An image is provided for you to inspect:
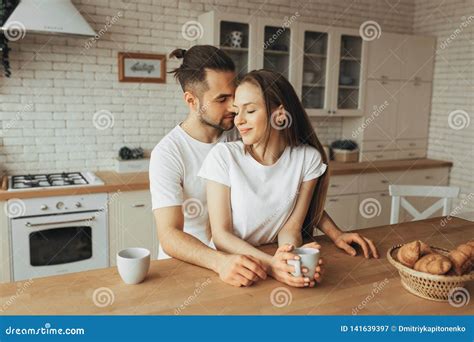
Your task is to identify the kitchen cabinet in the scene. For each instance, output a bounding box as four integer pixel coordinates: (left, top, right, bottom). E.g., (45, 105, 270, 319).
(0, 202, 10, 283)
(317, 166, 451, 235)
(199, 11, 367, 117)
(198, 11, 258, 79)
(400, 35, 435, 81)
(108, 190, 158, 266)
(396, 80, 432, 140)
(366, 32, 403, 80)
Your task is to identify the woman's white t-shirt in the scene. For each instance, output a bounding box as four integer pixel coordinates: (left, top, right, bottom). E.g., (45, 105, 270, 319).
(198, 141, 327, 246)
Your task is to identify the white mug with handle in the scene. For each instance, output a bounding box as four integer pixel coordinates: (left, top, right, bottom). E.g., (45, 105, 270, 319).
(287, 247, 320, 279)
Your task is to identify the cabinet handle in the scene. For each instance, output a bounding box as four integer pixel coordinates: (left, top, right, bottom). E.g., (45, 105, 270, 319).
(381, 75, 388, 84)
(332, 110, 336, 114)
(409, 143, 416, 147)
(408, 153, 416, 156)
(376, 144, 384, 148)
(424, 176, 433, 180)
(132, 204, 146, 208)
(329, 199, 339, 202)
(414, 77, 421, 86)
(327, 110, 331, 114)
(380, 193, 388, 197)
(381, 180, 389, 184)
(330, 184, 339, 188)
(375, 154, 383, 158)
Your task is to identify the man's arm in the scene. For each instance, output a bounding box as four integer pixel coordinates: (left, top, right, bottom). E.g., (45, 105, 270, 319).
(154, 206, 267, 287)
(317, 210, 379, 258)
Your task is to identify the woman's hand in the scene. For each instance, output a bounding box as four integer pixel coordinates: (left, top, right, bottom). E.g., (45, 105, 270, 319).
(334, 232, 379, 258)
(269, 244, 315, 287)
(300, 242, 324, 284)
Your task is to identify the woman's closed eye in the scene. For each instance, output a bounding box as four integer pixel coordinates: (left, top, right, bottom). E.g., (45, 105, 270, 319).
(247, 110, 256, 114)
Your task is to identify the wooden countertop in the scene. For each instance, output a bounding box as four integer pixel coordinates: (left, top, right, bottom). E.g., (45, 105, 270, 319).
(1, 216, 472, 315)
(0, 158, 452, 201)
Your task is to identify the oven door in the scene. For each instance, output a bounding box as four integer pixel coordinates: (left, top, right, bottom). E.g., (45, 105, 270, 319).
(11, 211, 108, 281)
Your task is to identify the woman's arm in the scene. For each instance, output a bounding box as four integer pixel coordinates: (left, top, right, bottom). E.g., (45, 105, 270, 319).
(277, 178, 318, 247)
(206, 180, 312, 287)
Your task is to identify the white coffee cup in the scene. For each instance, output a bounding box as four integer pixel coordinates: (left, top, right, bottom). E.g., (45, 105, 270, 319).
(287, 247, 320, 279)
(117, 247, 150, 285)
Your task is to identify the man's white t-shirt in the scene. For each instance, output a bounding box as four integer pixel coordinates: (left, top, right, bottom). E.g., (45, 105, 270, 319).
(198, 141, 327, 246)
(149, 124, 238, 259)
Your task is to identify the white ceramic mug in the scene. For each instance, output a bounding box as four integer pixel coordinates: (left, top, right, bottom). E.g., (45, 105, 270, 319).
(117, 247, 150, 285)
(287, 247, 320, 279)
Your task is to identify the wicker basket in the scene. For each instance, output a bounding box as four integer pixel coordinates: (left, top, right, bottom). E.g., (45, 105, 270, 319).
(387, 244, 474, 302)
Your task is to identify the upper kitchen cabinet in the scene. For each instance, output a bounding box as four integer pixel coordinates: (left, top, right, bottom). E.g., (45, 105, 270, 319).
(332, 29, 367, 116)
(366, 32, 403, 80)
(198, 11, 258, 78)
(294, 23, 333, 116)
(400, 35, 435, 82)
(255, 18, 298, 82)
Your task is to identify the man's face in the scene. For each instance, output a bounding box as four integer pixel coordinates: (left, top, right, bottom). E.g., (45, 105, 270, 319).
(197, 69, 237, 131)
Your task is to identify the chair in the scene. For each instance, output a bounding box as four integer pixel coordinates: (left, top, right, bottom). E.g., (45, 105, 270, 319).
(389, 185, 460, 224)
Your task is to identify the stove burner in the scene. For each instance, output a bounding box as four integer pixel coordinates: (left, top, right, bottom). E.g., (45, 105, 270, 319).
(11, 172, 90, 190)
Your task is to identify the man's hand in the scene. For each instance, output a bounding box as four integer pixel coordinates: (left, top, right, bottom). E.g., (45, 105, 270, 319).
(300, 242, 324, 284)
(269, 244, 314, 287)
(216, 254, 268, 287)
(334, 232, 379, 258)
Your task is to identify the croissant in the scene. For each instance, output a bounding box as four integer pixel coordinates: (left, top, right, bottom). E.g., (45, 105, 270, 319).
(397, 240, 432, 268)
(449, 243, 473, 275)
(414, 254, 452, 275)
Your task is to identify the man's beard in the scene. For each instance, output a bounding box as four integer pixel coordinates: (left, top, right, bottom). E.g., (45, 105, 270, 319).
(198, 109, 234, 131)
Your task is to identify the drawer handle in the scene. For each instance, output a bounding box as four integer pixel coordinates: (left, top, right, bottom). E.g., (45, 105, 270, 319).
(409, 143, 416, 147)
(425, 176, 433, 180)
(380, 193, 388, 197)
(330, 184, 339, 188)
(375, 154, 383, 158)
(132, 204, 146, 208)
(408, 153, 416, 156)
(329, 199, 339, 202)
(381, 180, 389, 184)
(376, 144, 384, 148)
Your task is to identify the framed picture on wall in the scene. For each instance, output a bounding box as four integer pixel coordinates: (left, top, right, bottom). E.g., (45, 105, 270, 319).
(118, 52, 166, 83)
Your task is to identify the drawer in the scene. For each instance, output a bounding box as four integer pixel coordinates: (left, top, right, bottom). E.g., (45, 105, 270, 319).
(396, 139, 427, 150)
(362, 140, 396, 151)
(398, 167, 449, 186)
(327, 175, 359, 196)
(360, 150, 398, 162)
(359, 170, 402, 193)
(357, 191, 392, 229)
(397, 149, 426, 160)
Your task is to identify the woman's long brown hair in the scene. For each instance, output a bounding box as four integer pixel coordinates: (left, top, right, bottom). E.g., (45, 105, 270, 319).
(239, 69, 329, 237)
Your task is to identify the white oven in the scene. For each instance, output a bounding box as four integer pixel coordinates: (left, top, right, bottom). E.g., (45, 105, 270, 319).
(9, 193, 109, 281)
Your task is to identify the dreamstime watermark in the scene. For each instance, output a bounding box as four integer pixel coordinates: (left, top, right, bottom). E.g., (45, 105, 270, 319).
(352, 101, 389, 138)
(92, 287, 115, 307)
(3, 20, 26, 41)
(181, 20, 203, 41)
(174, 278, 212, 314)
(0, 278, 34, 313)
(439, 15, 474, 50)
(352, 278, 389, 315)
(448, 109, 470, 130)
(440, 192, 474, 227)
(270, 109, 293, 130)
(359, 21, 382, 41)
(448, 287, 470, 308)
(182, 198, 204, 219)
(270, 287, 292, 308)
(359, 198, 382, 219)
(2, 104, 33, 133)
(4, 198, 26, 218)
(263, 12, 300, 50)
(93, 109, 115, 130)
(83, 11, 123, 51)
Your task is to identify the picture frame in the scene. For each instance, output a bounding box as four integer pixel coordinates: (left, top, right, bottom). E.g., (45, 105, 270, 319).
(118, 52, 166, 83)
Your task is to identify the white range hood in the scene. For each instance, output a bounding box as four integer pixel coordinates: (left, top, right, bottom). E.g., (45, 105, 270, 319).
(2, 0, 96, 37)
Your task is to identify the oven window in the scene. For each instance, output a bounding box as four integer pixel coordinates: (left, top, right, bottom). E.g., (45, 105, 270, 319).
(29, 226, 93, 266)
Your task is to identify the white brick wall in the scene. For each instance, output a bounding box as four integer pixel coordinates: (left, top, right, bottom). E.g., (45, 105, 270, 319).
(413, 0, 474, 211)
(0, 0, 415, 175)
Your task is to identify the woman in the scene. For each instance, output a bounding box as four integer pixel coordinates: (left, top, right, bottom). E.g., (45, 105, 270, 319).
(198, 69, 329, 288)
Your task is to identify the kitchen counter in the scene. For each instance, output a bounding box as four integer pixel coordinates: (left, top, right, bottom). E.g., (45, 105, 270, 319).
(1, 216, 472, 315)
(0, 158, 452, 201)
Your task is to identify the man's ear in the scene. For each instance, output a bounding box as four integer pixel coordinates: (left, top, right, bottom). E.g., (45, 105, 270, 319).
(184, 91, 200, 113)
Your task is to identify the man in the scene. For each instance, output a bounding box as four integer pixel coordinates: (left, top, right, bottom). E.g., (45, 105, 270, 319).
(149, 45, 378, 288)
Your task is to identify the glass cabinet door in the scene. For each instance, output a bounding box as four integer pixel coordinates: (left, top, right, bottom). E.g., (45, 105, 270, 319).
(219, 21, 250, 79)
(301, 31, 329, 111)
(336, 34, 363, 111)
(262, 25, 291, 79)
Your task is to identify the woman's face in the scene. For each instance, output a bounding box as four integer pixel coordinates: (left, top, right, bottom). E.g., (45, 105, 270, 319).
(233, 82, 269, 145)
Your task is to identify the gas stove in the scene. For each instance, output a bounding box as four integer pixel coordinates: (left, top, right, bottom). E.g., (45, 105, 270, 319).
(8, 171, 104, 191)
